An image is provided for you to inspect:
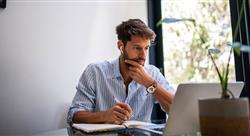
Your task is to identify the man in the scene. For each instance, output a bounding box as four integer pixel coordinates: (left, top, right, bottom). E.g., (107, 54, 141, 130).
(67, 19, 175, 124)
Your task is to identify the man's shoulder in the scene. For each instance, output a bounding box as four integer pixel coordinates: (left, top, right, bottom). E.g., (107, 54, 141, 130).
(144, 64, 164, 78)
(145, 64, 160, 72)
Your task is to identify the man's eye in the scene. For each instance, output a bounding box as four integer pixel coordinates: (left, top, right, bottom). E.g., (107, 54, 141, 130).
(133, 47, 140, 50)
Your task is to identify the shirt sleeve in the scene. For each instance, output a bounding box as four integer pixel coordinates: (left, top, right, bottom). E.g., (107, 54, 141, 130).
(150, 66, 176, 103)
(152, 67, 176, 113)
(67, 64, 96, 124)
(156, 71, 176, 94)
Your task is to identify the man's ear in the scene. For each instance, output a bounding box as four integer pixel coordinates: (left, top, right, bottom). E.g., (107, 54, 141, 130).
(118, 41, 123, 54)
(120, 46, 123, 54)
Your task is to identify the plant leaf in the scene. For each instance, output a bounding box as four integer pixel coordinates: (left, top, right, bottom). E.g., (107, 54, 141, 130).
(208, 50, 223, 82)
(156, 18, 195, 27)
(208, 48, 220, 54)
(156, 19, 163, 27)
(231, 42, 250, 55)
(231, 42, 241, 55)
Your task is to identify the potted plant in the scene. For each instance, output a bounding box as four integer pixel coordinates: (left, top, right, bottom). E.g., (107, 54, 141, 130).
(197, 1, 250, 135)
(198, 44, 250, 136)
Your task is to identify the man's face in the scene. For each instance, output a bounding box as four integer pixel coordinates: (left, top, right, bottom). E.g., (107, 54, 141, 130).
(122, 36, 150, 66)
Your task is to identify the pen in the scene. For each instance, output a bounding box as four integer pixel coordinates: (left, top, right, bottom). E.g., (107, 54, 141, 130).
(114, 97, 120, 103)
(113, 96, 134, 118)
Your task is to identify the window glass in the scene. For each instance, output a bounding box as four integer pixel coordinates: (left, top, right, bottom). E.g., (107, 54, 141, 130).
(161, 0, 235, 89)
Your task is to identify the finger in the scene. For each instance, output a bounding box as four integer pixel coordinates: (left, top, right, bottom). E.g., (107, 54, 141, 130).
(128, 69, 140, 76)
(115, 102, 128, 107)
(111, 108, 125, 122)
(113, 111, 128, 121)
(116, 103, 133, 115)
(122, 103, 133, 115)
(113, 116, 124, 124)
(114, 121, 123, 125)
(114, 104, 132, 119)
(125, 59, 141, 67)
(128, 66, 141, 73)
(113, 113, 125, 123)
(114, 104, 130, 116)
(115, 103, 130, 112)
(128, 72, 140, 81)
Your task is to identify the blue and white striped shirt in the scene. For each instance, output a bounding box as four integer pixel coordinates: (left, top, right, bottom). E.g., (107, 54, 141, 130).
(67, 58, 175, 123)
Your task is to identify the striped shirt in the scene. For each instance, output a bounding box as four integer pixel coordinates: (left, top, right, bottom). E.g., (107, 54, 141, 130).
(67, 58, 175, 123)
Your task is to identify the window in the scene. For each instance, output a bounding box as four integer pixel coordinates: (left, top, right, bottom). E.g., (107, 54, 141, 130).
(161, 0, 235, 89)
(148, 0, 250, 120)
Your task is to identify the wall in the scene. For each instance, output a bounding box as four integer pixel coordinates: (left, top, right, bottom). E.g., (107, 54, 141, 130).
(0, 0, 147, 135)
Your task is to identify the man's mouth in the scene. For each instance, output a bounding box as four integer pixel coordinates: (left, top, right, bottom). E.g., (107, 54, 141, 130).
(137, 59, 145, 65)
(130, 58, 145, 66)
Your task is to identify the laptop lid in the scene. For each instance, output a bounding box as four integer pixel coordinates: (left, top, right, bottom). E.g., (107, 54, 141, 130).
(163, 82, 244, 136)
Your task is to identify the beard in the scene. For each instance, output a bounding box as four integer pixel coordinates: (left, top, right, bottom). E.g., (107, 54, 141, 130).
(123, 49, 146, 67)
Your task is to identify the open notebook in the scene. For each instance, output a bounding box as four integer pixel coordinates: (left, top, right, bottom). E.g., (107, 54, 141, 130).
(72, 120, 154, 133)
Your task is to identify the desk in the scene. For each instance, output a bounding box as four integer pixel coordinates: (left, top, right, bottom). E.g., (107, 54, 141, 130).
(33, 127, 201, 136)
(33, 127, 162, 136)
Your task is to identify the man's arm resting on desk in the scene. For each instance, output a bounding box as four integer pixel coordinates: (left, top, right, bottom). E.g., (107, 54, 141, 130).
(73, 102, 133, 124)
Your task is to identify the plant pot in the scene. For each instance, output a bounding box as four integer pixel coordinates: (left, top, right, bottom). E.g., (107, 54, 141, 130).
(198, 98, 250, 136)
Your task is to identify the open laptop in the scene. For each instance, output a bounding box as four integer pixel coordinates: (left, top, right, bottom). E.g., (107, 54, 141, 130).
(138, 82, 244, 136)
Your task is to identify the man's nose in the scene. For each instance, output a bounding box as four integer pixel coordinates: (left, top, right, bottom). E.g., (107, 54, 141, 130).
(140, 49, 147, 57)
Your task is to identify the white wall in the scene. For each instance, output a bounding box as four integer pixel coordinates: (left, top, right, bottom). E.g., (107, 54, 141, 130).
(0, 0, 147, 135)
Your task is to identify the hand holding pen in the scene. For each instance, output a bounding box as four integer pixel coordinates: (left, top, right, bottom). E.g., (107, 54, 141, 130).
(114, 97, 134, 118)
(103, 97, 133, 124)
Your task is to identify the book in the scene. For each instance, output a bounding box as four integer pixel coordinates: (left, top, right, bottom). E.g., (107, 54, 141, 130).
(72, 120, 155, 133)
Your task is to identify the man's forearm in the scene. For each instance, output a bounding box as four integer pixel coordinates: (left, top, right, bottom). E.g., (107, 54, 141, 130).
(73, 111, 107, 123)
(152, 85, 174, 112)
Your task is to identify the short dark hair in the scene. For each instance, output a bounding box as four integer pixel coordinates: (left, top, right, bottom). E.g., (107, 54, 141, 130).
(116, 19, 156, 45)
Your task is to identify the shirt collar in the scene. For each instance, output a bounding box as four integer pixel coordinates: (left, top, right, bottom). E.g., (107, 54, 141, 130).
(108, 57, 123, 79)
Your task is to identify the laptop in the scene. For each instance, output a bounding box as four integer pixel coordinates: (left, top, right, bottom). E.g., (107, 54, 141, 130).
(138, 82, 244, 136)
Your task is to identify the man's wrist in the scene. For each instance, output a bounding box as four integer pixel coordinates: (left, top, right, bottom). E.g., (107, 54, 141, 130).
(146, 80, 158, 94)
(145, 79, 155, 88)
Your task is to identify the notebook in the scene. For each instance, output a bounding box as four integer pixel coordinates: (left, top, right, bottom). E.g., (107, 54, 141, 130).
(139, 82, 244, 136)
(72, 120, 154, 133)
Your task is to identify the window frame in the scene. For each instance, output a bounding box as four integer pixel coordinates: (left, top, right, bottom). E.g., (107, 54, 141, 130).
(147, 0, 250, 115)
(230, 0, 250, 98)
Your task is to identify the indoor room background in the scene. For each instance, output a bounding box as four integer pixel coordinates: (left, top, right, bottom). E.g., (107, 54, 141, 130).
(0, 0, 148, 135)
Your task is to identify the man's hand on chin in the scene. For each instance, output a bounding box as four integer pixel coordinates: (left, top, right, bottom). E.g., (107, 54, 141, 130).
(125, 59, 154, 87)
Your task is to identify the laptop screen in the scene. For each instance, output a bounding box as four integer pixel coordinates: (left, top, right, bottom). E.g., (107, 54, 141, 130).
(164, 82, 244, 136)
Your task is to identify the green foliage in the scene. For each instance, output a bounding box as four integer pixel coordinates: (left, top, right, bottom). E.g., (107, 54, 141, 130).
(159, 0, 234, 87)
(209, 43, 250, 98)
(159, 0, 248, 97)
(206, 0, 250, 98)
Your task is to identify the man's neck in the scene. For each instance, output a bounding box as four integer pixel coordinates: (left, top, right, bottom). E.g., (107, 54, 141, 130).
(119, 56, 132, 86)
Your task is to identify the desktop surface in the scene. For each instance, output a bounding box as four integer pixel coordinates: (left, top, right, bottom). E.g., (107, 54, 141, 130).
(33, 127, 161, 136)
(33, 127, 201, 136)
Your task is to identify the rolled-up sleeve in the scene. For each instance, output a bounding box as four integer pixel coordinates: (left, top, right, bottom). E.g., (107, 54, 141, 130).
(157, 72, 175, 94)
(151, 66, 176, 104)
(67, 65, 96, 123)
